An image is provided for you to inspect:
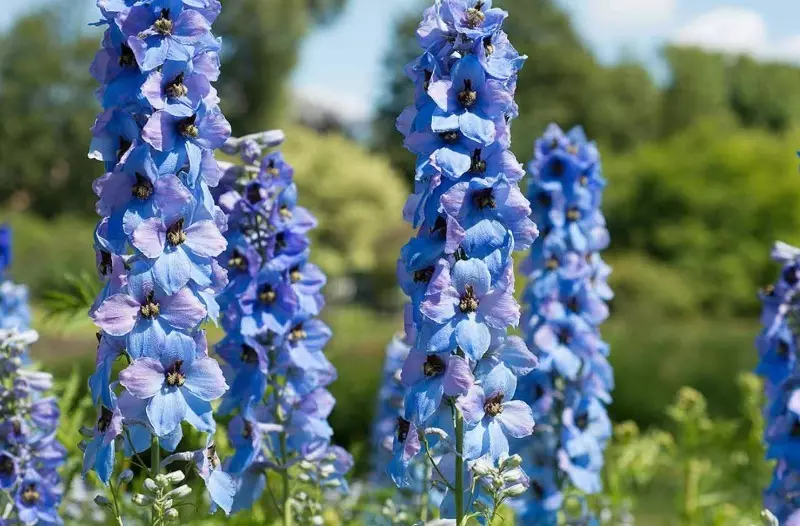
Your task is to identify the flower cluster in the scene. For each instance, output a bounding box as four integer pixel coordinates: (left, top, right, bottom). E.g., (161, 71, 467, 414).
(515, 124, 613, 523)
(212, 131, 352, 518)
(0, 328, 66, 526)
(392, 0, 538, 521)
(757, 241, 800, 524)
(0, 226, 31, 335)
(86, 0, 234, 515)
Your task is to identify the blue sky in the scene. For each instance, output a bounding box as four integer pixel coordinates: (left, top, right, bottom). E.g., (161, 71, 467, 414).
(5, 0, 800, 121)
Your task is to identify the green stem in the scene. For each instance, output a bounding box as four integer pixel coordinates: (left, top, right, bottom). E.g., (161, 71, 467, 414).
(151, 436, 160, 526)
(420, 466, 430, 522)
(280, 431, 292, 526)
(455, 408, 465, 526)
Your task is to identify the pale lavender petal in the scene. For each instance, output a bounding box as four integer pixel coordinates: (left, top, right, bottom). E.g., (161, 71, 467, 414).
(442, 355, 473, 396)
(92, 294, 141, 336)
(184, 220, 226, 257)
(497, 401, 535, 439)
(119, 358, 165, 399)
(132, 217, 167, 259)
(182, 356, 228, 401)
(160, 287, 206, 329)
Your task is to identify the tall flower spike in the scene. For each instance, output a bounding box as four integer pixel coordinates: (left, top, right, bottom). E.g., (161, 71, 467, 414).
(757, 241, 800, 523)
(392, 1, 538, 522)
(0, 232, 66, 526)
(87, 0, 234, 518)
(213, 131, 352, 521)
(513, 124, 613, 524)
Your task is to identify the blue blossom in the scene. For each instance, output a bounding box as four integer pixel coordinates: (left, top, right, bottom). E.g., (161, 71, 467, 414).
(515, 124, 613, 523)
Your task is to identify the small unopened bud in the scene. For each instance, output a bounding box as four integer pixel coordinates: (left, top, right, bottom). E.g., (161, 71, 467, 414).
(298, 460, 314, 471)
(319, 464, 336, 478)
(310, 516, 324, 525)
(322, 479, 342, 488)
(165, 508, 179, 520)
(500, 454, 522, 470)
(166, 485, 192, 500)
(155, 474, 170, 487)
(94, 495, 112, 508)
(132, 493, 152, 506)
(500, 483, 528, 498)
(162, 498, 174, 510)
(164, 471, 186, 484)
(761, 510, 779, 526)
(117, 469, 134, 484)
(470, 459, 493, 477)
(297, 473, 311, 482)
(143, 478, 158, 492)
(502, 468, 526, 483)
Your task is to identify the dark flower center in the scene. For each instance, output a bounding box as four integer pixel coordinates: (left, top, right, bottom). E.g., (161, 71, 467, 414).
(165, 73, 188, 98)
(288, 324, 307, 343)
(546, 257, 559, 270)
(470, 149, 486, 173)
(575, 412, 589, 431)
(140, 291, 160, 319)
(566, 207, 581, 221)
(289, 267, 302, 283)
(537, 192, 551, 207)
(422, 355, 446, 377)
(118, 138, 132, 162)
(414, 266, 435, 283)
(0, 456, 14, 477)
(154, 9, 173, 35)
(484, 393, 504, 417)
(246, 184, 262, 205)
(265, 160, 280, 178)
(166, 218, 187, 246)
(423, 70, 432, 92)
(258, 285, 277, 305)
(206, 444, 219, 469)
(165, 360, 185, 387)
(242, 421, 253, 439)
(431, 216, 448, 238)
(459, 285, 479, 313)
(119, 44, 136, 68)
(791, 419, 800, 437)
(397, 418, 410, 443)
(279, 206, 293, 220)
(784, 266, 799, 286)
(483, 36, 494, 56)
(762, 284, 775, 296)
(97, 406, 114, 434)
(465, 3, 486, 28)
(132, 173, 154, 200)
(439, 131, 459, 144)
(99, 250, 113, 276)
(21, 484, 39, 505)
(532, 481, 545, 499)
(179, 115, 199, 138)
(458, 79, 478, 108)
(580, 175, 589, 186)
(567, 296, 579, 313)
(228, 250, 248, 272)
(777, 341, 790, 358)
(274, 233, 287, 251)
(241, 344, 258, 364)
(558, 329, 572, 345)
(549, 158, 564, 177)
(472, 188, 495, 210)
(534, 384, 546, 399)
(11, 420, 21, 435)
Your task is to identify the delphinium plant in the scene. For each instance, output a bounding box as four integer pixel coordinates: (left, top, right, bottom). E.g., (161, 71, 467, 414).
(514, 124, 613, 524)
(213, 131, 352, 524)
(0, 231, 66, 526)
(756, 241, 800, 524)
(87, 0, 235, 521)
(393, 0, 539, 522)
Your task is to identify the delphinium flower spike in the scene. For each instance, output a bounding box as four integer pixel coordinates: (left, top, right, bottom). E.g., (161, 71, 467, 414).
(392, 1, 538, 522)
(756, 241, 800, 523)
(514, 125, 613, 524)
(0, 234, 66, 526)
(213, 131, 352, 523)
(87, 0, 234, 520)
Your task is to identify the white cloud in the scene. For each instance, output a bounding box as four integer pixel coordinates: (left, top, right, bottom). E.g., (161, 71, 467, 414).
(585, 0, 677, 31)
(671, 7, 800, 63)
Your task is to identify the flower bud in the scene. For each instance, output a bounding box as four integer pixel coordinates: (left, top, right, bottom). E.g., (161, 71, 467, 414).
(500, 483, 528, 498)
(165, 508, 179, 520)
(166, 485, 192, 500)
(94, 495, 112, 508)
(117, 469, 134, 484)
(132, 493, 152, 506)
(164, 471, 185, 484)
(500, 454, 522, 470)
(143, 478, 158, 493)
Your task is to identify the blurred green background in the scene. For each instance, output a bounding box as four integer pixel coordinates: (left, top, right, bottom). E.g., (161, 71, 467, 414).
(2, 0, 799, 522)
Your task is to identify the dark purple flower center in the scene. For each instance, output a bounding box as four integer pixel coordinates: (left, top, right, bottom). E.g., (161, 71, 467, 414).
(423, 69, 432, 91)
(97, 406, 114, 434)
(279, 206, 293, 220)
(483, 37, 495, 57)
(549, 157, 564, 177)
(472, 188, 495, 210)
(258, 285, 277, 305)
(140, 291, 160, 319)
(154, 9, 173, 35)
(459, 285, 479, 313)
(431, 216, 447, 238)
(288, 324, 307, 343)
(397, 417, 411, 443)
(465, 3, 486, 28)
(179, 115, 199, 138)
(531, 481, 545, 499)
(439, 130, 460, 144)
(206, 443, 219, 469)
(546, 257, 559, 270)
(240, 344, 258, 364)
(484, 393, 504, 417)
(118, 138, 133, 162)
(762, 284, 775, 296)
(566, 207, 581, 221)
(534, 384, 546, 399)
(21, 484, 39, 505)
(274, 233, 287, 252)
(783, 266, 799, 286)
(558, 329, 572, 345)
(132, 173, 154, 200)
(777, 341, 790, 358)
(242, 421, 253, 438)
(165, 360, 185, 387)
(0, 455, 14, 477)
(458, 79, 478, 108)
(575, 413, 589, 431)
(166, 218, 187, 246)
(567, 296, 580, 313)
(422, 355, 446, 377)
(119, 44, 136, 68)
(470, 149, 486, 173)
(165, 73, 188, 98)
(414, 266, 435, 283)
(265, 159, 280, 178)
(536, 192, 551, 207)
(246, 184, 263, 205)
(228, 250, 248, 272)
(791, 419, 800, 438)
(11, 419, 21, 436)
(98, 250, 113, 276)
(289, 267, 302, 283)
